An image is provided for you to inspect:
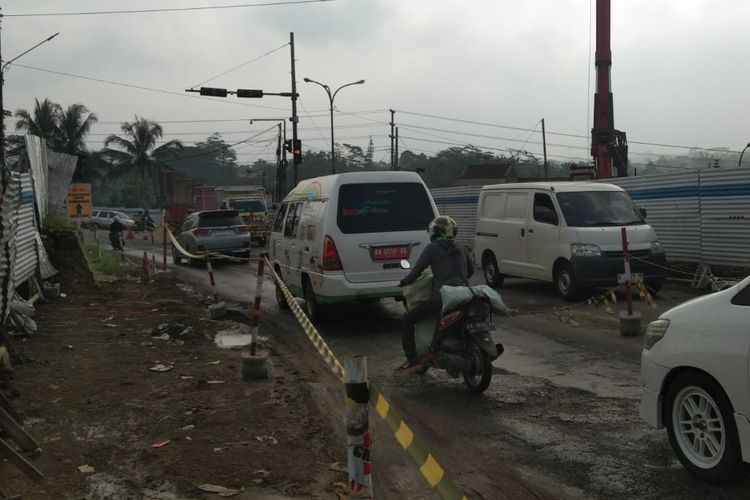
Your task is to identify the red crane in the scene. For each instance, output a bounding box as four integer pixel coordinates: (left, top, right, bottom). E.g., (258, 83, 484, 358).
(591, 0, 628, 178)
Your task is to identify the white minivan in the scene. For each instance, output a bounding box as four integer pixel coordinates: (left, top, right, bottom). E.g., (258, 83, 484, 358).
(473, 182, 667, 300)
(269, 171, 438, 321)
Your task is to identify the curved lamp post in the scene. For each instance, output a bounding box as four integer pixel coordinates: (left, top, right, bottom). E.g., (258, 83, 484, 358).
(739, 143, 750, 167)
(303, 77, 365, 174)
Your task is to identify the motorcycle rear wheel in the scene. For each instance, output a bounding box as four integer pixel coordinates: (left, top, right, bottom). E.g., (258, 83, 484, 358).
(463, 340, 493, 393)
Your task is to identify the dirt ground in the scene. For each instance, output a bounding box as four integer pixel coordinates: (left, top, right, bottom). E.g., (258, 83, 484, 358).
(2, 271, 344, 499)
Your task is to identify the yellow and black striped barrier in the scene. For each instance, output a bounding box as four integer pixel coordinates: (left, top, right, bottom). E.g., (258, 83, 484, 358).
(264, 257, 468, 500)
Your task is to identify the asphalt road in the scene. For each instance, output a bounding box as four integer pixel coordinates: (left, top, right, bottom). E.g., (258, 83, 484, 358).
(115, 236, 749, 499)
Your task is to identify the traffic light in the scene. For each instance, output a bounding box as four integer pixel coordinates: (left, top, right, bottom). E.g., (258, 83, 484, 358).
(237, 89, 264, 98)
(292, 139, 302, 163)
(199, 87, 228, 97)
(284, 139, 292, 153)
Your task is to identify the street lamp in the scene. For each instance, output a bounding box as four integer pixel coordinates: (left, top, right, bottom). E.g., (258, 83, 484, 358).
(303, 77, 365, 174)
(739, 143, 750, 167)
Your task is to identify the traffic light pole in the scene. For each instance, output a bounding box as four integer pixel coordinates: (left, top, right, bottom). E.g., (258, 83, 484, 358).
(290, 32, 300, 186)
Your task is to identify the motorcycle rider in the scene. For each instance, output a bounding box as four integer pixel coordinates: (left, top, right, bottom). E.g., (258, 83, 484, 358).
(397, 215, 474, 371)
(109, 217, 125, 250)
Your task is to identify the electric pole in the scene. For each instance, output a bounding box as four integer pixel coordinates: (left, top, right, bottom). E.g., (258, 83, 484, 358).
(389, 109, 395, 170)
(290, 32, 300, 186)
(394, 126, 399, 171)
(542, 118, 548, 181)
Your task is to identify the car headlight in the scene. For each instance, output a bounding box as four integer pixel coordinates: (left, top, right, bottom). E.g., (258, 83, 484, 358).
(650, 240, 664, 254)
(644, 319, 669, 350)
(571, 244, 601, 257)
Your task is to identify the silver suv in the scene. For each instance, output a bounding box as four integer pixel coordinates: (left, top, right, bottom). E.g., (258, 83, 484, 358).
(173, 210, 251, 265)
(87, 210, 135, 229)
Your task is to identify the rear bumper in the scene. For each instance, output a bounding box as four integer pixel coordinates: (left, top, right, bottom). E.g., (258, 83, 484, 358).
(286, 267, 403, 304)
(571, 252, 667, 287)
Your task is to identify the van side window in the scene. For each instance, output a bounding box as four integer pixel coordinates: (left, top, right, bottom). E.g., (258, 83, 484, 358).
(284, 202, 302, 238)
(272, 204, 288, 233)
(533, 193, 558, 225)
(505, 193, 528, 220)
(731, 285, 750, 306)
(482, 193, 505, 219)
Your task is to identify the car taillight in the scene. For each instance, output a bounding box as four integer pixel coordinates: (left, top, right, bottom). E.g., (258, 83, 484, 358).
(237, 225, 250, 233)
(323, 235, 343, 271)
(465, 301, 491, 319)
(192, 228, 208, 235)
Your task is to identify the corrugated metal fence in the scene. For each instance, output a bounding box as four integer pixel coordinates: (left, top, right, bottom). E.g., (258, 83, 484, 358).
(431, 168, 750, 269)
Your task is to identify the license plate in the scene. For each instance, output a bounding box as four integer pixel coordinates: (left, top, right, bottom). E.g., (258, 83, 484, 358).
(371, 246, 409, 261)
(617, 272, 644, 285)
(466, 321, 495, 331)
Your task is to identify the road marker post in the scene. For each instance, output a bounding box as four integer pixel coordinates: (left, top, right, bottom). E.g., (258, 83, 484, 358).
(619, 227, 642, 336)
(162, 210, 168, 271)
(141, 251, 151, 284)
(345, 356, 373, 499)
(250, 254, 265, 356)
(241, 254, 272, 380)
(204, 252, 218, 303)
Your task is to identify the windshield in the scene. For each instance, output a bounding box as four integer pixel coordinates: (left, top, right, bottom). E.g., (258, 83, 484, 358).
(555, 191, 644, 227)
(198, 211, 242, 227)
(230, 199, 266, 212)
(337, 182, 435, 234)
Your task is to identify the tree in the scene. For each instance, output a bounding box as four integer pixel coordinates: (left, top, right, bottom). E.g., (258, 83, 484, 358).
(56, 104, 98, 155)
(14, 98, 61, 145)
(170, 133, 242, 185)
(103, 117, 183, 206)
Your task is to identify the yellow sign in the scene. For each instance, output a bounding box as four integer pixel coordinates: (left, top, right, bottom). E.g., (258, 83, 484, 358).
(67, 183, 92, 218)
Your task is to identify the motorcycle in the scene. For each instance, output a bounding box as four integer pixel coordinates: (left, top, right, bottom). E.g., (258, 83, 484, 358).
(135, 215, 155, 232)
(109, 231, 125, 251)
(399, 260, 505, 393)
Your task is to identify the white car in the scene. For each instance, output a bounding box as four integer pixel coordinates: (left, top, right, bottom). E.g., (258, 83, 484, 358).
(640, 275, 750, 483)
(87, 210, 135, 229)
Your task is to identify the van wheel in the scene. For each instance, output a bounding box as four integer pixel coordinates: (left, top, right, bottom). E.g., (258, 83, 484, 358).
(554, 261, 582, 301)
(483, 254, 504, 288)
(303, 279, 322, 323)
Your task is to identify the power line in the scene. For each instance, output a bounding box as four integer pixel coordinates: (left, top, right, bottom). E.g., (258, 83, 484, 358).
(162, 125, 278, 162)
(191, 42, 290, 88)
(10, 63, 289, 111)
(5, 0, 337, 17)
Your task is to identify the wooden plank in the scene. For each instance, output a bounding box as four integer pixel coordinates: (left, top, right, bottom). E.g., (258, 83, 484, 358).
(0, 391, 21, 424)
(0, 437, 43, 482)
(0, 407, 40, 453)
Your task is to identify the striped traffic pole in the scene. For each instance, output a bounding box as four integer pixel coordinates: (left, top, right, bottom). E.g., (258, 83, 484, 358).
(162, 210, 168, 271)
(345, 356, 373, 499)
(204, 252, 218, 303)
(250, 255, 265, 356)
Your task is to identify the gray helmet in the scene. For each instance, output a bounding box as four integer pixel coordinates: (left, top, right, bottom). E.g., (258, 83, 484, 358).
(428, 216, 457, 241)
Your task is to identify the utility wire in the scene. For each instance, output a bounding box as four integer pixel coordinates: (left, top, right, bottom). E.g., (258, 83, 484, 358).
(162, 125, 278, 162)
(10, 63, 289, 112)
(4, 0, 337, 17)
(191, 42, 289, 88)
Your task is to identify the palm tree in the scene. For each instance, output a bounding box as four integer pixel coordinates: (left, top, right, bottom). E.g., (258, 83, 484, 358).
(103, 117, 183, 205)
(14, 98, 62, 145)
(56, 104, 97, 155)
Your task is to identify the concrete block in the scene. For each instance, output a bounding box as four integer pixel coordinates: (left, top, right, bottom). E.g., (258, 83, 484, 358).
(619, 310, 642, 337)
(208, 301, 227, 320)
(241, 352, 273, 380)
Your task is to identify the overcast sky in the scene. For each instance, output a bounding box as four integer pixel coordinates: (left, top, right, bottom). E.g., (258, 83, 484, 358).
(3, 0, 750, 170)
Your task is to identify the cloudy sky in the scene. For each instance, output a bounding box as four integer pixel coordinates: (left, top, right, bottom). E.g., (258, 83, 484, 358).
(3, 0, 750, 170)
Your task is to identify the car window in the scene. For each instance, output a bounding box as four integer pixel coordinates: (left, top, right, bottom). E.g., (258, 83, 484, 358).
(533, 193, 558, 225)
(481, 193, 505, 219)
(273, 204, 288, 233)
(731, 284, 750, 306)
(230, 199, 266, 212)
(181, 217, 195, 233)
(505, 192, 528, 220)
(197, 212, 242, 227)
(284, 202, 302, 238)
(337, 182, 434, 234)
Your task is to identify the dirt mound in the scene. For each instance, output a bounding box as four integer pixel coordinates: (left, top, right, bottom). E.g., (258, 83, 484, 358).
(41, 229, 96, 293)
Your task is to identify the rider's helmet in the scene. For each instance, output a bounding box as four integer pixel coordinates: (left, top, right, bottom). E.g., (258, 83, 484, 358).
(428, 215, 457, 242)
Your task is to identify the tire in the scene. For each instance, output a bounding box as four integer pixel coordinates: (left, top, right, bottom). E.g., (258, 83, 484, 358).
(303, 278, 322, 323)
(483, 253, 504, 288)
(172, 246, 183, 265)
(554, 261, 583, 301)
(664, 371, 743, 484)
(275, 272, 290, 311)
(463, 340, 493, 393)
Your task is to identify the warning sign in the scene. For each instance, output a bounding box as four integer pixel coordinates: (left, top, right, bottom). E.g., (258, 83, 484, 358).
(67, 183, 92, 218)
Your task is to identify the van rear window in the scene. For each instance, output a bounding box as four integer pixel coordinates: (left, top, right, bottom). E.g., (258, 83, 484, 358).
(337, 182, 434, 234)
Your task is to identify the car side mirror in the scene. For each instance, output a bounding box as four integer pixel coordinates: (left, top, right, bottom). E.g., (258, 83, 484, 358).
(400, 259, 411, 270)
(639, 207, 647, 219)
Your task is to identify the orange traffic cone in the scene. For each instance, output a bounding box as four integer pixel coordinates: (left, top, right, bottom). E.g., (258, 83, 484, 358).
(126, 226, 135, 240)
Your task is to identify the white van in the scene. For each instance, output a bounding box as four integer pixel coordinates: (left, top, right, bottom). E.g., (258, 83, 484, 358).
(473, 182, 667, 300)
(269, 171, 438, 321)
